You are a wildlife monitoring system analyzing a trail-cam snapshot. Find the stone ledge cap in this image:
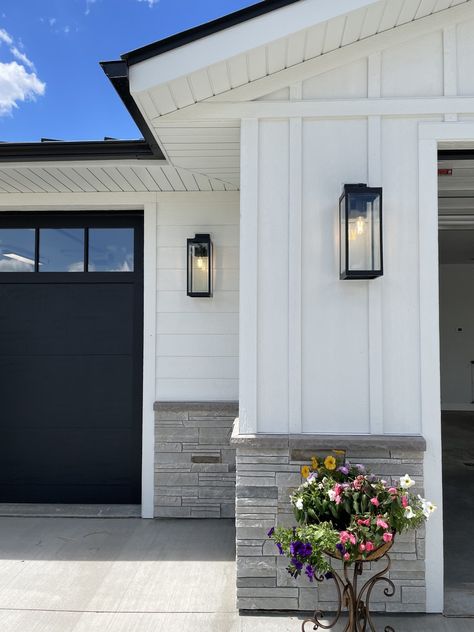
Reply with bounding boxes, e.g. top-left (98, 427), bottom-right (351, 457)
top-left (154, 400), bottom-right (239, 414)
top-left (231, 419), bottom-right (426, 451)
